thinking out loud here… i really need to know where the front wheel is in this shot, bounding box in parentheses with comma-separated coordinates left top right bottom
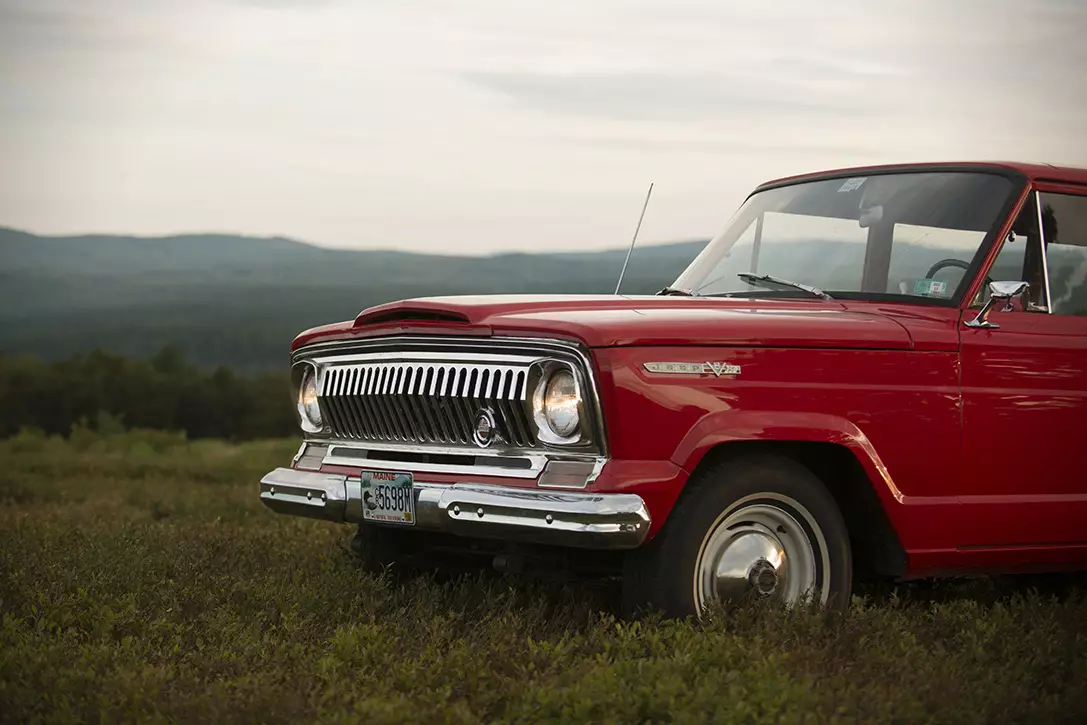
(622, 455, 852, 618)
(350, 523, 419, 576)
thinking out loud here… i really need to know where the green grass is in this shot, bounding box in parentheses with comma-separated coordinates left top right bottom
(2, 430, 1086, 724)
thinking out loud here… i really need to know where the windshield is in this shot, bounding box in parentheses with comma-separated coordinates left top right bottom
(673, 171, 1018, 302)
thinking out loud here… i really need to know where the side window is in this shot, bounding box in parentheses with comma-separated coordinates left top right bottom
(975, 194, 1046, 309)
(1039, 192, 1087, 317)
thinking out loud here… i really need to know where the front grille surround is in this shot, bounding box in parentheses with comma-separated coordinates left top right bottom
(320, 361, 537, 448)
(292, 336, 606, 457)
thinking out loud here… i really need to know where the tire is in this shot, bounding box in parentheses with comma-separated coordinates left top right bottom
(350, 525, 489, 582)
(350, 523, 418, 577)
(622, 454, 852, 619)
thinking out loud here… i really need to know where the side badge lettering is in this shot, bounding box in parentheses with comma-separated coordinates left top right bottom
(644, 362, 741, 377)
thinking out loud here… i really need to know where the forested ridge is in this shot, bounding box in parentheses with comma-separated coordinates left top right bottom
(0, 347, 296, 441)
(1, 226, 707, 372)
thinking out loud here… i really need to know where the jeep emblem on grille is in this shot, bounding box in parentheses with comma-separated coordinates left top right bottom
(473, 408, 497, 448)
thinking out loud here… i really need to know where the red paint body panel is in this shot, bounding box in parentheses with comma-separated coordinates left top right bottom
(292, 161, 1087, 580)
(298, 296, 914, 350)
(759, 160, 1087, 190)
(592, 344, 965, 554)
(959, 313, 1087, 547)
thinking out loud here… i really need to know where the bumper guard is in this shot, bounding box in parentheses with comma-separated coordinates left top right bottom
(259, 467, 651, 550)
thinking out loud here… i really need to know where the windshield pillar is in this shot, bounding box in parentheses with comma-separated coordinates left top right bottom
(750, 214, 765, 273)
(861, 221, 894, 293)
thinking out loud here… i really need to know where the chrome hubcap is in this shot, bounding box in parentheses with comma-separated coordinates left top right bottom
(695, 495, 828, 612)
(747, 553, 782, 596)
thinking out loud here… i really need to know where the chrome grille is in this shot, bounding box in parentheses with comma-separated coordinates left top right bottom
(320, 362, 536, 448)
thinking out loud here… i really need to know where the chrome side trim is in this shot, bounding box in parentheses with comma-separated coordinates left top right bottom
(644, 361, 742, 377)
(258, 467, 650, 550)
(318, 439, 605, 483)
(435, 483, 650, 549)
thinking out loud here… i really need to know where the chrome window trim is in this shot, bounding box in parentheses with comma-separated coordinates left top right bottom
(1035, 190, 1054, 313)
(292, 335, 609, 458)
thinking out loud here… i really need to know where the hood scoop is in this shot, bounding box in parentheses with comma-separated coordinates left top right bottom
(353, 305, 472, 328)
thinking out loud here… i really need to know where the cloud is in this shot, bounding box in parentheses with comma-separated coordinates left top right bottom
(462, 69, 884, 124)
(0, 0, 1084, 254)
(546, 133, 879, 159)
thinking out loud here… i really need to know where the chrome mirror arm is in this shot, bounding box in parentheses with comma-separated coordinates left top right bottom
(964, 281, 1030, 330)
(965, 296, 1002, 329)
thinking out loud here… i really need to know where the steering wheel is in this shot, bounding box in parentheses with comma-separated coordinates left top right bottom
(925, 258, 995, 303)
(925, 258, 970, 278)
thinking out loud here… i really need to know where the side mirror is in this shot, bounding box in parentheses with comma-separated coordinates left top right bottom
(964, 281, 1029, 329)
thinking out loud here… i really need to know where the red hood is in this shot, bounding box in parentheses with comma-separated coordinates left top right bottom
(292, 294, 917, 351)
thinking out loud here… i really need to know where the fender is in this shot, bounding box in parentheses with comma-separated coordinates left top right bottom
(665, 406, 975, 560)
(671, 409, 911, 518)
(594, 344, 965, 556)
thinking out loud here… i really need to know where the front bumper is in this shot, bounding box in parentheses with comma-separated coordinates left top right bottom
(259, 467, 651, 550)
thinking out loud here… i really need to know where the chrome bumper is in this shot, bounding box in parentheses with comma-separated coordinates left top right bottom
(259, 467, 651, 550)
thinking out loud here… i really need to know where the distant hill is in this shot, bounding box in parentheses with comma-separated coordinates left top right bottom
(0, 227, 708, 371)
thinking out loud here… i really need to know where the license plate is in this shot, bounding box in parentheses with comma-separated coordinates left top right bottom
(359, 470, 415, 525)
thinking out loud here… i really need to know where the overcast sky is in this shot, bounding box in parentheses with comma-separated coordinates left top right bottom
(1, 0, 1084, 254)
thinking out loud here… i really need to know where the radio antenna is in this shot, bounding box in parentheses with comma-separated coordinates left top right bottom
(614, 182, 654, 295)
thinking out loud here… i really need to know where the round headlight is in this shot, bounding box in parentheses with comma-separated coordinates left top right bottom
(543, 369, 580, 439)
(297, 368, 323, 430)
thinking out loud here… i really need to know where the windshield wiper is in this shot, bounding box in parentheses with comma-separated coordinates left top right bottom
(656, 286, 698, 296)
(736, 273, 833, 300)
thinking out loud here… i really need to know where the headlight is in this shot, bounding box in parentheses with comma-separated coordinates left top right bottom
(297, 367, 323, 432)
(532, 365, 582, 444)
(544, 370, 580, 437)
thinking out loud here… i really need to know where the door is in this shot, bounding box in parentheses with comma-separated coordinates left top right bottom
(959, 187, 1087, 549)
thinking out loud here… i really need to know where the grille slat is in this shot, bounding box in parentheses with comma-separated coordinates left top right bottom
(396, 368, 422, 441)
(435, 368, 455, 444)
(379, 366, 406, 441)
(355, 368, 378, 441)
(344, 369, 366, 440)
(406, 367, 434, 443)
(328, 369, 352, 439)
(510, 371, 533, 446)
(367, 367, 394, 441)
(384, 366, 409, 441)
(436, 368, 462, 443)
(318, 361, 538, 448)
(337, 369, 357, 439)
(320, 369, 339, 436)
(352, 369, 373, 439)
(447, 367, 472, 445)
(496, 369, 529, 448)
(394, 367, 419, 441)
(452, 368, 478, 444)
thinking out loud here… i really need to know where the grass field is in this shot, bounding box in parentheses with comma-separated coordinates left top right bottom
(2, 429, 1086, 724)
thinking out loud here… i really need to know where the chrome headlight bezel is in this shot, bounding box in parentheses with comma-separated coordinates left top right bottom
(529, 359, 590, 447)
(292, 361, 326, 435)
